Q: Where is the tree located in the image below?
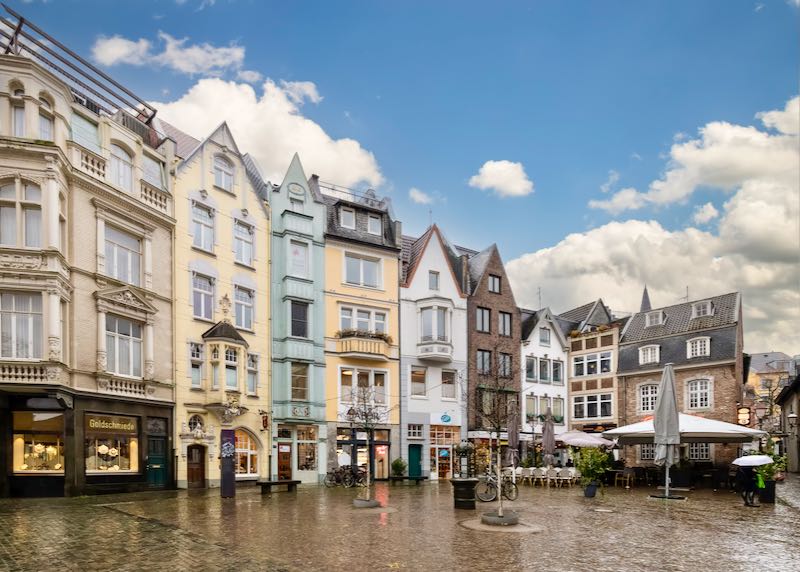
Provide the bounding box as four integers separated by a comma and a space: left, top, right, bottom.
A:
344, 383, 392, 504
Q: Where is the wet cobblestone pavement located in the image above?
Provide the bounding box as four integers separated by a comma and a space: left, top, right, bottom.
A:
1, 475, 799, 572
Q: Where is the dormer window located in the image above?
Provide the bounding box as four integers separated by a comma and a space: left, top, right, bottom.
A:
340, 207, 355, 229
367, 214, 381, 235
639, 344, 660, 365
691, 301, 713, 319
214, 156, 234, 192
645, 311, 664, 327
687, 337, 710, 358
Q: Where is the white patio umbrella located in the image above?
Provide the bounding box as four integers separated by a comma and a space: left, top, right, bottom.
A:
732, 455, 773, 467
556, 430, 615, 448
653, 364, 681, 498
602, 414, 767, 444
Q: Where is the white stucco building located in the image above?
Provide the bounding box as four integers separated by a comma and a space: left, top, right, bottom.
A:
399, 225, 468, 480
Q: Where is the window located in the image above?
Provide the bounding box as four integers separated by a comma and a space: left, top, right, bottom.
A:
639, 345, 660, 365
689, 443, 711, 461
290, 198, 303, 213
71, 113, 100, 153
441, 370, 456, 399
639, 384, 659, 412
367, 214, 381, 235
211, 363, 219, 389
214, 156, 234, 191
640, 444, 655, 461
525, 395, 537, 421
339, 305, 385, 334
234, 286, 254, 330
429, 271, 439, 291
143, 155, 164, 188
0, 182, 41, 248
234, 221, 253, 266
106, 315, 142, 377
340, 367, 387, 405
12, 411, 65, 473
234, 430, 259, 477
572, 352, 611, 377
476, 307, 491, 333
192, 274, 214, 320
499, 353, 512, 377
39, 112, 54, 141
688, 379, 711, 409
552, 361, 563, 384
573, 394, 612, 419
411, 367, 426, 396
553, 397, 565, 423
488, 274, 501, 293
289, 240, 309, 278
105, 226, 141, 286
0, 292, 42, 359
85, 414, 139, 474
191, 203, 214, 252
525, 356, 536, 381
477, 350, 491, 374
225, 347, 238, 390
109, 144, 133, 192
188, 415, 204, 433
345, 253, 380, 288
687, 337, 710, 358
645, 311, 664, 327
539, 327, 551, 345
408, 424, 423, 439
190, 343, 203, 388
297, 426, 317, 471
691, 301, 713, 319
539, 359, 550, 382
374, 372, 386, 404
246, 354, 258, 394
340, 207, 355, 229
290, 301, 309, 338
499, 312, 512, 336
291, 362, 308, 400
341, 368, 353, 402
13, 105, 25, 137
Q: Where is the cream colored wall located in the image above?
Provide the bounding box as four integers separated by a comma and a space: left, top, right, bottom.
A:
173, 137, 271, 487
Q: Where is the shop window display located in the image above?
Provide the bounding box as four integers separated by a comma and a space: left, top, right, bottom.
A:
234, 429, 259, 476
84, 414, 139, 473
12, 411, 65, 473
297, 425, 317, 471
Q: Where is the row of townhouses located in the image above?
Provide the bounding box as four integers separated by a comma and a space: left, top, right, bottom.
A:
0, 22, 750, 497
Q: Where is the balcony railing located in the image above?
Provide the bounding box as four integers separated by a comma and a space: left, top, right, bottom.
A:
417, 339, 453, 362
337, 336, 391, 360
140, 180, 171, 215
98, 377, 148, 398
0, 363, 47, 383
72, 143, 107, 180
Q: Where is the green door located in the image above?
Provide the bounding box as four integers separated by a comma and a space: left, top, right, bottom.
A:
408, 444, 422, 478
146, 437, 167, 488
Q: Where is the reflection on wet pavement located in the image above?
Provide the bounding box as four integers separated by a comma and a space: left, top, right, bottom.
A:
1, 475, 799, 572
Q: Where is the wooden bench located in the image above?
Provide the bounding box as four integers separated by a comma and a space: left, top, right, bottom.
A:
258, 479, 301, 494
389, 476, 429, 485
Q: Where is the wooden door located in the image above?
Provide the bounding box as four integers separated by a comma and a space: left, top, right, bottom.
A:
408, 444, 422, 478
187, 445, 205, 489
278, 443, 292, 480
146, 437, 167, 488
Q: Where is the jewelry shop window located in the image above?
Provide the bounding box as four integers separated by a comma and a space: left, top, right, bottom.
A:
13, 412, 65, 474
85, 414, 140, 473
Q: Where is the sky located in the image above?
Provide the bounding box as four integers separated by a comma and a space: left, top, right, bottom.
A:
14, 0, 800, 354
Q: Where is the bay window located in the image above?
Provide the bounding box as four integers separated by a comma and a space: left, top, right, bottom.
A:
0, 291, 43, 359
289, 240, 308, 277
246, 354, 258, 395
225, 347, 238, 390
291, 362, 308, 400
421, 306, 448, 342
0, 182, 41, 248
190, 343, 203, 389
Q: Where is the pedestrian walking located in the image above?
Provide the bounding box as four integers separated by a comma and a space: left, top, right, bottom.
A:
736, 465, 757, 506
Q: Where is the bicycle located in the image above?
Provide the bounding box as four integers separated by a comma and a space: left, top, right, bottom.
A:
323, 466, 355, 488
476, 470, 519, 502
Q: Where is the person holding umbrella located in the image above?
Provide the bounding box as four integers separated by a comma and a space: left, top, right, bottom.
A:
732, 454, 773, 507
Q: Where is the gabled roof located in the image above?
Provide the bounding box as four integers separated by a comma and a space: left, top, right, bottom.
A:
557, 300, 596, 324
201, 321, 248, 347
520, 308, 539, 340
400, 225, 466, 296
620, 292, 740, 344
466, 244, 496, 294
749, 351, 793, 374
521, 307, 569, 348
156, 119, 200, 159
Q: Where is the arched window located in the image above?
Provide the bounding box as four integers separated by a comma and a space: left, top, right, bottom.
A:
188, 415, 204, 432
687, 379, 711, 410
234, 429, 258, 476
687, 337, 710, 358
639, 344, 660, 365
110, 144, 133, 191
214, 156, 234, 191
639, 384, 659, 412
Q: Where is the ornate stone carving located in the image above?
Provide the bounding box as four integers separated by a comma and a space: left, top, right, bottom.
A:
109, 290, 147, 309
0, 253, 42, 270
48, 337, 61, 361
45, 366, 60, 382
144, 360, 155, 380
97, 378, 109, 391
96, 350, 107, 371
145, 384, 156, 397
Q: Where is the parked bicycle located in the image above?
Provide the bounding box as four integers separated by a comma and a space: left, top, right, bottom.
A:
323, 466, 355, 488
476, 470, 519, 502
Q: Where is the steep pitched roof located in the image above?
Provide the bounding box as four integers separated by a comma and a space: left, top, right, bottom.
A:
201, 320, 248, 347
750, 351, 793, 373
557, 300, 597, 324
620, 292, 740, 344
156, 119, 200, 159
242, 153, 270, 202
400, 225, 466, 296
520, 308, 539, 340
640, 286, 652, 312
466, 244, 496, 294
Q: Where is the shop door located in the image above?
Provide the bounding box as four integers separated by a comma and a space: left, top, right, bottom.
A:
374, 445, 389, 479
437, 447, 452, 480
146, 437, 167, 488
408, 444, 422, 478
187, 445, 205, 489
429, 447, 438, 481
278, 443, 292, 480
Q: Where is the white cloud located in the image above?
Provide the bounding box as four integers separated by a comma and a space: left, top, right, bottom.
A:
236, 70, 263, 84
508, 96, 800, 353
591, 96, 799, 215
468, 160, 534, 197
409, 188, 433, 204
755, 3, 765, 12
600, 169, 620, 194
692, 202, 719, 224
631, 152, 643, 161
91, 32, 244, 76
154, 78, 382, 188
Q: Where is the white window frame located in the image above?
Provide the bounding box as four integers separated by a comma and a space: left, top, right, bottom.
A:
291, 361, 309, 401
525, 356, 537, 382
428, 271, 439, 291
340, 207, 355, 229
246, 354, 258, 395
339, 366, 389, 406
687, 337, 710, 358
109, 144, 133, 192
645, 310, 664, 327
214, 156, 234, 192
539, 327, 551, 346
192, 274, 214, 320
339, 305, 387, 335
488, 274, 501, 293
12, 104, 25, 137
499, 312, 512, 336
225, 347, 238, 390
639, 383, 659, 413
691, 301, 713, 319
539, 358, 550, 383
106, 314, 142, 378
688, 443, 711, 461
344, 252, 381, 288
407, 424, 423, 439
190, 342, 203, 389
687, 378, 712, 410
639, 443, 656, 461
104, 225, 142, 286
0, 291, 43, 359
367, 214, 381, 235
39, 111, 54, 141
410, 366, 427, 397
441, 370, 456, 399
234, 286, 254, 330
552, 361, 564, 384
639, 344, 660, 365
191, 202, 215, 252
234, 220, 254, 266
572, 393, 613, 420
0, 181, 42, 249
288, 239, 310, 278
420, 305, 448, 342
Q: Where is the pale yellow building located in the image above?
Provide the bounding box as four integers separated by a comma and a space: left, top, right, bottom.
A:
311, 179, 401, 479
165, 121, 271, 489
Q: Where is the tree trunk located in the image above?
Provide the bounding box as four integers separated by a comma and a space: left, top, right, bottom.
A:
365, 433, 371, 500
497, 446, 503, 517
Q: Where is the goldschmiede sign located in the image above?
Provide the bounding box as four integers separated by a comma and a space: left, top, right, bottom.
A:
85, 414, 138, 434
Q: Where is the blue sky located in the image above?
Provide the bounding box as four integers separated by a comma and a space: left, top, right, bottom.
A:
17, 0, 800, 351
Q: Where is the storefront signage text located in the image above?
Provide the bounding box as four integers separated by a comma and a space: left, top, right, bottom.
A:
85, 415, 138, 434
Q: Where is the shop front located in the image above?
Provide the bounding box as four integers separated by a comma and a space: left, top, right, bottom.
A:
1, 390, 173, 497
274, 423, 322, 483
335, 427, 391, 480
428, 424, 460, 481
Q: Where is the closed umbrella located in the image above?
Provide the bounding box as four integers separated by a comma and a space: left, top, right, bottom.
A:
506, 403, 520, 467
732, 455, 773, 467
542, 408, 556, 467
653, 363, 681, 498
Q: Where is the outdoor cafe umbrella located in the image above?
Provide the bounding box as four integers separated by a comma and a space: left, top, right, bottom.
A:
653, 363, 681, 499
506, 402, 520, 467
557, 430, 615, 448
732, 455, 774, 467
542, 407, 556, 466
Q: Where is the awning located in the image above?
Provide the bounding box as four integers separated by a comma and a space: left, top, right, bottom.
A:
602, 413, 767, 444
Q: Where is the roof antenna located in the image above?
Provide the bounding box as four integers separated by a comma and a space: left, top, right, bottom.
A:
538, 286, 542, 310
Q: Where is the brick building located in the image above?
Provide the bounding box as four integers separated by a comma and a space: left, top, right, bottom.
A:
616, 291, 745, 467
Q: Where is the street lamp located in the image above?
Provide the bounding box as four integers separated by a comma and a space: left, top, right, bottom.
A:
755, 402, 769, 427
788, 412, 798, 431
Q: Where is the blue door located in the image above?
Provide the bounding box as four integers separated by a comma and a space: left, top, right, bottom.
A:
408, 444, 422, 478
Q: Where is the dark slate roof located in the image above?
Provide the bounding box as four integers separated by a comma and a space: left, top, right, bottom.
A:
520, 308, 539, 340
400, 226, 469, 293
618, 325, 738, 373
202, 321, 248, 347
455, 245, 479, 258
466, 244, 495, 294
157, 119, 200, 159
555, 316, 578, 338
242, 153, 270, 202
557, 300, 596, 324
640, 286, 652, 312
749, 351, 793, 373
620, 292, 739, 344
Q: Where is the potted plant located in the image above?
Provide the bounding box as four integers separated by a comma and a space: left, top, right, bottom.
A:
391, 458, 407, 478
575, 447, 610, 498
755, 453, 786, 504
